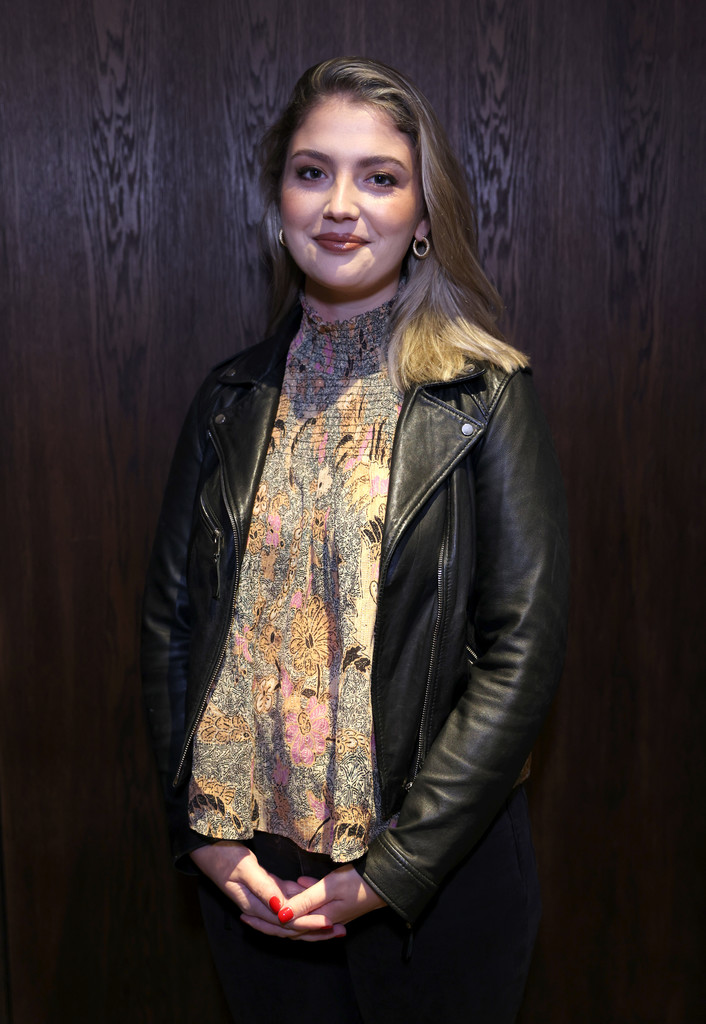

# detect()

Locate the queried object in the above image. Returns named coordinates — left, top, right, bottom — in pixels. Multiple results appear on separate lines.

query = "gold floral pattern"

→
left=257, top=624, right=282, bottom=666
left=290, top=595, right=335, bottom=677
left=254, top=675, right=279, bottom=714
left=247, top=519, right=266, bottom=554
left=197, top=705, right=252, bottom=745
left=335, top=728, right=369, bottom=757
left=253, top=482, right=268, bottom=517
left=311, top=507, right=328, bottom=542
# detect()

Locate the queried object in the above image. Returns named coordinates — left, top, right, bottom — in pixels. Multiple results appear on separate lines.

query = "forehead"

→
left=290, top=97, right=415, bottom=160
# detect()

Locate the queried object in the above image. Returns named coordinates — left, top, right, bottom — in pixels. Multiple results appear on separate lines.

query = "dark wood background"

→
left=1, top=1, right=704, bottom=1021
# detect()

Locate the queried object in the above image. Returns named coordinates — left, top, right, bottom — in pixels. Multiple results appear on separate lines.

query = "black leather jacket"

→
left=141, top=310, right=569, bottom=923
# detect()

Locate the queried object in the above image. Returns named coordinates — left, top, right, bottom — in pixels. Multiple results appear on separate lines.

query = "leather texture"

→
left=141, top=308, right=569, bottom=922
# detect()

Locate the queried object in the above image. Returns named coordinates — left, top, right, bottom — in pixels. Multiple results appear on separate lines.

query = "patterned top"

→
left=188, top=296, right=401, bottom=862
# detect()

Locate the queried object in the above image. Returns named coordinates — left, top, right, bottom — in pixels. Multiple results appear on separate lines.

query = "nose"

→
left=323, top=174, right=360, bottom=221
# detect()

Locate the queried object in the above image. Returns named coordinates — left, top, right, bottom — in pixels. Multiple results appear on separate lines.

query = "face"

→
left=279, top=96, right=429, bottom=320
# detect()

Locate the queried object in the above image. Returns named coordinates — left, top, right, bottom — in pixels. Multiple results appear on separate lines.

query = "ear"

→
left=414, top=214, right=430, bottom=241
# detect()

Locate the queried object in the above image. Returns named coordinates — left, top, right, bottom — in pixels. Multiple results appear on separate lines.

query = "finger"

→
left=281, top=910, right=334, bottom=931
left=223, top=869, right=290, bottom=921
left=239, top=865, right=291, bottom=917
left=263, top=874, right=291, bottom=916
left=291, top=924, right=347, bottom=942
left=240, top=913, right=298, bottom=937
left=280, top=879, right=308, bottom=899
left=223, top=882, right=279, bottom=920
left=277, top=877, right=330, bottom=921
left=252, top=869, right=288, bottom=907
left=240, top=914, right=345, bottom=941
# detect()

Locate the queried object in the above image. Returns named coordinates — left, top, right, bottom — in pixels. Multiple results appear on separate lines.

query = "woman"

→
left=142, top=56, right=569, bottom=1023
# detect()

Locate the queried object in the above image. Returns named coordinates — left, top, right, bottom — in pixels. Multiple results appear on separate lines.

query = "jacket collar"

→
left=216, top=306, right=302, bottom=389
left=211, top=307, right=492, bottom=565
left=208, top=311, right=301, bottom=551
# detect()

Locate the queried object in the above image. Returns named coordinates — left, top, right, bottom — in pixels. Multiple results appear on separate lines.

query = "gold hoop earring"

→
left=278, top=229, right=287, bottom=248
left=412, top=236, right=431, bottom=259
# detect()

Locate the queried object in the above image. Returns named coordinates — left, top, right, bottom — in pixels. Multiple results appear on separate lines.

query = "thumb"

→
left=297, top=875, right=319, bottom=888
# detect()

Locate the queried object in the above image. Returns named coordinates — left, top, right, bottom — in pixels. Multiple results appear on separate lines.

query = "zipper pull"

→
left=210, top=528, right=223, bottom=599
left=403, top=922, right=414, bottom=961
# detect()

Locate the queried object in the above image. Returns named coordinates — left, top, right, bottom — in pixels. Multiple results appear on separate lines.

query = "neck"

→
left=303, top=275, right=401, bottom=323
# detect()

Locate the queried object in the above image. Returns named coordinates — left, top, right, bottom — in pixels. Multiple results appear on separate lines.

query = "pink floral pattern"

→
left=285, top=696, right=330, bottom=765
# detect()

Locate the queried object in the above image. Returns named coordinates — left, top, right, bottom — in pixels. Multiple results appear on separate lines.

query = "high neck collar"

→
left=299, top=293, right=396, bottom=341
left=287, top=294, right=396, bottom=380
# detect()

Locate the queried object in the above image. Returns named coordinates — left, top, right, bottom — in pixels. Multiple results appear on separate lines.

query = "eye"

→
left=368, top=172, right=397, bottom=188
left=296, top=166, right=325, bottom=181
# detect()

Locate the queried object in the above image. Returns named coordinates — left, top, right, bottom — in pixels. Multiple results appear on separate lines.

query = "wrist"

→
left=190, top=839, right=249, bottom=872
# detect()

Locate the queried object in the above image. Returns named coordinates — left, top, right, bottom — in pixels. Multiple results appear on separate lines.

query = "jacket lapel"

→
left=208, top=314, right=297, bottom=548
left=381, top=380, right=486, bottom=569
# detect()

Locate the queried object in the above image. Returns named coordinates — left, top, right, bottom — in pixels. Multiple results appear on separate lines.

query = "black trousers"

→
left=197, top=786, right=541, bottom=1024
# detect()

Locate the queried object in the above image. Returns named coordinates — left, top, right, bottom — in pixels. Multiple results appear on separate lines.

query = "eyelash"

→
left=297, top=166, right=325, bottom=181
left=369, top=172, right=397, bottom=188
left=295, top=167, right=398, bottom=188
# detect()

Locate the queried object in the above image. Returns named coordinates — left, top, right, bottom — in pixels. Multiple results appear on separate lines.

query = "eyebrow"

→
left=290, top=148, right=410, bottom=171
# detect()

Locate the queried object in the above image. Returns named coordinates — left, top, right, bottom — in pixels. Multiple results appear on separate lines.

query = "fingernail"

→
left=269, top=896, right=282, bottom=913
left=318, top=926, right=333, bottom=932
left=278, top=907, right=294, bottom=923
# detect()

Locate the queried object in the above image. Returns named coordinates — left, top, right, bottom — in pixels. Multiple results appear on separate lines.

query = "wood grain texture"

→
left=518, top=4, right=706, bottom=1022
left=0, top=0, right=704, bottom=1021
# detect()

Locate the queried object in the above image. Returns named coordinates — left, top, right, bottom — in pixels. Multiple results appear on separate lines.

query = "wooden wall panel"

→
left=515, top=4, right=706, bottom=1021
left=0, top=1, right=703, bottom=1021
left=1, top=3, right=229, bottom=1020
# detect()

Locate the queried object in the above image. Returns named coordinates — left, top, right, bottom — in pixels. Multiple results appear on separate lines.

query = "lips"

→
left=314, top=233, right=368, bottom=252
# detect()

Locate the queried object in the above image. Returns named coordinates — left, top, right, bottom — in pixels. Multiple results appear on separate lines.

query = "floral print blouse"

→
left=188, top=296, right=401, bottom=862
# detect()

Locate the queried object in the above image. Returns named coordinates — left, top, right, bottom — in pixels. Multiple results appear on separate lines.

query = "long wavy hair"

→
left=259, top=57, right=528, bottom=389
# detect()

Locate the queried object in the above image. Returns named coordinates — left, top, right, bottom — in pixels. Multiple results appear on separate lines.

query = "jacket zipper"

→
left=405, top=557, right=445, bottom=789
left=173, top=428, right=241, bottom=787
left=406, top=497, right=452, bottom=789
left=199, top=494, right=223, bottom=599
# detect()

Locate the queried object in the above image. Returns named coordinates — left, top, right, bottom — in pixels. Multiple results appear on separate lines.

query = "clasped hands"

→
left=191, top=840, right=386, bottom=942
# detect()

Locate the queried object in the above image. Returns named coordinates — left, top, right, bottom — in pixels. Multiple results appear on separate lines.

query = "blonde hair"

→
left=259, top=57, right=528, bottom=390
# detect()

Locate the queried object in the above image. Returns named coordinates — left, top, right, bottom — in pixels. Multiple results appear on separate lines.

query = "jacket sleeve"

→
left=140, top=384, right=215, bottom=869
left=359, top=371, right=570, bottom=921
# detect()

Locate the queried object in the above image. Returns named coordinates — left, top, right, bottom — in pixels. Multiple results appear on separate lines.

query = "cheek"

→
left=280, top=187, right=312, bottom=230
left=380, top=198, right=423, bottom=239
left=279, top=191, right=295, bottom=229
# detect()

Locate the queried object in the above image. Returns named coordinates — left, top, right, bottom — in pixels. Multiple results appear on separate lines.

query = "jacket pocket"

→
left=199, top=492, right=224, bottom=600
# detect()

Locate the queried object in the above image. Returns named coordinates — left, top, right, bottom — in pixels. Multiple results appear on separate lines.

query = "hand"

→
left=257, top=864, right=386, bottom=940
left=190, top=841, right=346, bottom=941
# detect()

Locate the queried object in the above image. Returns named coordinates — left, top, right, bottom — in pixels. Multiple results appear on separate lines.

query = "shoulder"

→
left=191, top=307, right=302, bottom=425
left=456, top=365, right=534, bottom=425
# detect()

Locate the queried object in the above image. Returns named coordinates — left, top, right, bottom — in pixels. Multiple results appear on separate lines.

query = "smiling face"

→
left=279, top=96, right=429, bottom=321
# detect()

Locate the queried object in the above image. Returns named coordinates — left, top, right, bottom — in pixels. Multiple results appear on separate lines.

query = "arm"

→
left=360, top=371, right=570, bottom=921
left=141, top=385, right=213, bottom=868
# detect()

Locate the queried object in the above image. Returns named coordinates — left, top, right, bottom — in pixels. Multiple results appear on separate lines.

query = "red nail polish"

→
left=269, top=896, right=282, bottom=913
left=318, top=926, right=333, bottom=932
left=278, top=907, right=294, bottom=923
